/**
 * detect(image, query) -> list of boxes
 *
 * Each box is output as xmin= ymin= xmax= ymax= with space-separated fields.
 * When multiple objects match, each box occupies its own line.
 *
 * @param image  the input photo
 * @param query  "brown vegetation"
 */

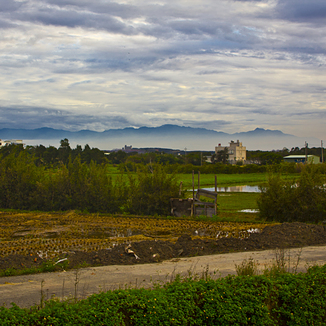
xmin=1 ymin=211 xmax=326 ymax=273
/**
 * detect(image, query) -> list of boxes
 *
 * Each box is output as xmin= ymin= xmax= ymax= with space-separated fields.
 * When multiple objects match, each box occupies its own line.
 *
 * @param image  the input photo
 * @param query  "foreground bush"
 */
xmin=258 ymin=164 xmax=326 ymax=223
xmin=1 ymin=264 xmax=326 ymax=325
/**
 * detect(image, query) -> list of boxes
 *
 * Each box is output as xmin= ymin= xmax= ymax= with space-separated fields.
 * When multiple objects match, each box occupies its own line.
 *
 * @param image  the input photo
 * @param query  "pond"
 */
xmin=200 ymin=185 xmax=262 ymax=193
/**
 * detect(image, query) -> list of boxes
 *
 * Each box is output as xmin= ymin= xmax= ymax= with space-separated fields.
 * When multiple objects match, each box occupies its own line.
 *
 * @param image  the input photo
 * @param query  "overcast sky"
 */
xmin=0 ymin=0 xmax=325 ymax=142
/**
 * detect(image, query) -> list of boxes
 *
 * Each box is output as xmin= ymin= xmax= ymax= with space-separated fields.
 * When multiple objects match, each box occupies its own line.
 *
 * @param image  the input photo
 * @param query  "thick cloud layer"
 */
xmin=0 ymin=0 xmax=325 ymax=147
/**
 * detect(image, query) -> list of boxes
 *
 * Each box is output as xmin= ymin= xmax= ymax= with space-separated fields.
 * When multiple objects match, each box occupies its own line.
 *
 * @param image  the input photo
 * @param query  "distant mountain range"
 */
xmin=0 ymin=124 xmax=319 ymax=151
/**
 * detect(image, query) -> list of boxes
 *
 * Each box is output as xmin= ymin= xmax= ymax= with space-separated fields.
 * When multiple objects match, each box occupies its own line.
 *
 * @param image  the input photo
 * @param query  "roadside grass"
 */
xmin=0 ymin=259 xmax=69 ymax=277
xmin=235 ymin=248 xmax=304 ymax=277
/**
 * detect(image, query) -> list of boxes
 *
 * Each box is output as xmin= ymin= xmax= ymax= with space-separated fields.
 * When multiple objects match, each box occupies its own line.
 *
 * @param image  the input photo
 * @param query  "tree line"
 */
xmin=258 ymin=164 xmax=326 ymax=223
xmin=0 ymin=146 xmax=180 ymax=215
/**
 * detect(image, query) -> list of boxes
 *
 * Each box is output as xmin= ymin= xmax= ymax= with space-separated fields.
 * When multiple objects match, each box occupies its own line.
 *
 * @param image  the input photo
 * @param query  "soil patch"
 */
xmin=1 ymin=222 xmax=326 ymax=272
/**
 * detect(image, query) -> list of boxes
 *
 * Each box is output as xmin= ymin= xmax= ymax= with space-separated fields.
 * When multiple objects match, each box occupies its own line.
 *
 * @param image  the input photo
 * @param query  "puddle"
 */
xmin=239 ymin=209 xmax=259 ymax=213
xmin=199 ymin=185 xmax=262 ymax=193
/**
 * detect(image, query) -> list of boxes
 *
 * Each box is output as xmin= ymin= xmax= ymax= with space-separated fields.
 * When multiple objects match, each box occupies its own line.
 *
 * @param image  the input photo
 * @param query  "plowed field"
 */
xmin=1 ymin=211 xmax=325 ymax=272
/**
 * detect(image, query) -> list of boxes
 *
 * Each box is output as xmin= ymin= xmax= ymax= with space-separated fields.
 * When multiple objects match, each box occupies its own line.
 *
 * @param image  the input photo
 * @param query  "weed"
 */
xmin=263 ymin=248 xmax=303 ymax=277
xmin=74 ymin=269 xmax=81 ymax=303
xmin=235 ymin=257 xmax=260 ymax=276
xmin=40 ymin=279 xmax=45 ymax=309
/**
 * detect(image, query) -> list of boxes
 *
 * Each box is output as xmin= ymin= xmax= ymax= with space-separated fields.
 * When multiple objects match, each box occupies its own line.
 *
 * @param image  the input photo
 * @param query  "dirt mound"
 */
xmin=1 ymin=222 xmax=326 ymax=272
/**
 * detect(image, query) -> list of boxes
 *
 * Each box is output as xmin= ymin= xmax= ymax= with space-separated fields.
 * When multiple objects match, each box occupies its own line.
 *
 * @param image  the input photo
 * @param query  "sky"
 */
xmin=0 ymin=0 xmax=325 ymax=144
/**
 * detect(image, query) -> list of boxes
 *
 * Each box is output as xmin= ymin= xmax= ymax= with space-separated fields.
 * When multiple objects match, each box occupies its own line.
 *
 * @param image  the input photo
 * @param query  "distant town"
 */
xmin=1 ymin=138 xmax=324 ymax=165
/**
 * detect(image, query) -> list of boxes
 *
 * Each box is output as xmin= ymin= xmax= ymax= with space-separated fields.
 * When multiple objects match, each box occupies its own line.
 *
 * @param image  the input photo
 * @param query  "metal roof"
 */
xmin=283 ymin=155 xmax=318 ymax=159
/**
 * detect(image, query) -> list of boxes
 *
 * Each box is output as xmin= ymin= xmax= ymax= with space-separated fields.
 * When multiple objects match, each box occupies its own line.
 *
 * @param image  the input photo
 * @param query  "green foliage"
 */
xmin=0 ymin=259 xmax=69 ymax=277
xmin=235 ymin=258 xmax=260 ymax=276
xmin=165 ymin=162 xmax=270 ymax=174
xmin=214 ymin=147 xmax=229 ymax=164
xmin=15 ymin=139 xmax=108 ymax=166
xmin=106 ymin=150 xmax=129 ymax=164
xmin=2 ymin=265 xmax=326 ymax=325
xmin=0 ymin=150 xmax=42 ymax=210
xmin=126 ymin=164 xmax=182 ymax=215
xmin=0 ymin=151 xmax=181 ymax=215
xmin=247 ymin=151 xmax=284 ymax=165
xmin=258 ymin=164 xmax=326 ymax=223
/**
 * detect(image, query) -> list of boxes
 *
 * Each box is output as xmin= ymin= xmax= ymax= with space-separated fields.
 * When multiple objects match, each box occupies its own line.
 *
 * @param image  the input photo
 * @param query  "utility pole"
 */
xmin=322 ymin=140 xmax=324 ymax=163
xmin=305 ymin=141 xmax=308 ymax=164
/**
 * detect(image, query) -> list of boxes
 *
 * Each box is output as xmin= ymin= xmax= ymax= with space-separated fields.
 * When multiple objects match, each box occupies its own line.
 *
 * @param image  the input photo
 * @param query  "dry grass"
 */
xmin=0 ymin=210 xmax=272 ymax=258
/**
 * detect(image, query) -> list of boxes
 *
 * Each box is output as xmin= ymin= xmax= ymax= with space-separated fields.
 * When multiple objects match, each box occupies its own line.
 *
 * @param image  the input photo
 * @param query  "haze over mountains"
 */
xmin=0 ymin=125 xmax=319 ymax=151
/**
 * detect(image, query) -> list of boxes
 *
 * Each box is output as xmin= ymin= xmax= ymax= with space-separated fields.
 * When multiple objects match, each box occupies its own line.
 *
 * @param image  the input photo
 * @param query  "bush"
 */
xmin=126 ymin=164 xmax=182 ymax=215
xmin=258 ymin=164 xmax=326 ymax=223
xmin=0 ymin=150 xmax=42 ymax=210
xmin=2 ymin=264 xmax=326 ymax=325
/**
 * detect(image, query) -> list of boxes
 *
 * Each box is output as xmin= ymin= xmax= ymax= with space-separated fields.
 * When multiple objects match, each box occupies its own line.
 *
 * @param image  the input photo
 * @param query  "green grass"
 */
xmin=216 ymin=192 xmax=261 ymax=222
xmin=218 ymin=192 xmax=259 ymax=212
xmin=176 ymin=173 xmax=267 ymax=188
xmin=0 ymin=259 xmax=69 ymax=277
xmin=106 ymin=165 xmax=299 ymax=189
xmin=177 ymin=172 xmax=299 ymax=188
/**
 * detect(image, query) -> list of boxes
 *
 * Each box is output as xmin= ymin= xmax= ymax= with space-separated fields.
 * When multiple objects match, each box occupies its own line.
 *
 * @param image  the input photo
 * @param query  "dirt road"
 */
xmin=1 ymin=245 xmax=326 ymax=309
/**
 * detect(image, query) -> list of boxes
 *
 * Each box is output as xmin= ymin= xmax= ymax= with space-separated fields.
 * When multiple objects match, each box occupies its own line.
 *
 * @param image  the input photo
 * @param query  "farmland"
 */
xmin=0 ymin=208 xmax=270 ymax=272
xmin=0 ymin=160 xmax=324 ymax=276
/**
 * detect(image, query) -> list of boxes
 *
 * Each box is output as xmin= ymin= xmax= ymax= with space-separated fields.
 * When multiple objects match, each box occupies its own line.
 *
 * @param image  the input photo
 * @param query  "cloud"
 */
xmin=0 ymin=106 xmax=132 ymax=131
xmin=0 ymin=0 xmax=23 ymax=12
xmin=14 ymin=6 xmax=136 ymax=35
xmin=0 ymin=0 xmax=325 ymax=143
xmin=276 ymin=0 xmax=326 ymax=24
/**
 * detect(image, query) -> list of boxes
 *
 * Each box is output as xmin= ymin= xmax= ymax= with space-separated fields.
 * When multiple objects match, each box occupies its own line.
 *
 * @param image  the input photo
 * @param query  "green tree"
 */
xmin=0 ymin=150 xmax=41 ymax=210
xmin=258 ymin=164 xmax=326 ymax=223
xmin=185 ymin=152 xmax=202 ymax=166
xmin=126 ymin=164 xmax=181 ymax=215
xmin=106 ymin=150 xmax=128 ymax=164
xmin=58 ymin=139 xmax=71 ymax=164
xmin=215 ymin=147 xmax=229 ymax=164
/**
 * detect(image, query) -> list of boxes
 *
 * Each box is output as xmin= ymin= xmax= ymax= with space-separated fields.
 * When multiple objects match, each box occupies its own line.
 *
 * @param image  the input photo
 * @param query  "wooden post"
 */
xmin=179 ymin=182 xmax=183 ymax=196
xmin=215 ymin=175 xmax=217 ymax=192
xmin=191 ymin=170 xmax=194 ymax=216
xmin=192 ymin=170 xmax=195 ymax=200
xmin=197 ymin=171 xmax=201 ymax=200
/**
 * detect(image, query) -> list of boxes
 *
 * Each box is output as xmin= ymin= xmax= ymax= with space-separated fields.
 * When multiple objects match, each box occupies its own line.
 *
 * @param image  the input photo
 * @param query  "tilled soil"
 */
xmin=1 ymin=222 xmax=326 ymax=272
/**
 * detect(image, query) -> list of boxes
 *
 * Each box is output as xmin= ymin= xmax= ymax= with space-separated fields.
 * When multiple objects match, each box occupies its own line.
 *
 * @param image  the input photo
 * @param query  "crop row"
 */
xmin=0 ymin=211 xmax=272 ymax=258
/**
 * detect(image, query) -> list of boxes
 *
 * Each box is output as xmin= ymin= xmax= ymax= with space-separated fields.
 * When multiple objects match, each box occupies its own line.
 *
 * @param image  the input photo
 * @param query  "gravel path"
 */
xmin=1 ymin=245 xmax=326 ymax=308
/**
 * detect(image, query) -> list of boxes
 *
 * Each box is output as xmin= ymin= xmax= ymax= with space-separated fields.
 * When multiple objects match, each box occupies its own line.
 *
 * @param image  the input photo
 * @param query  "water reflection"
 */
xmin=201 ymin=185 xmax=262 ymax=193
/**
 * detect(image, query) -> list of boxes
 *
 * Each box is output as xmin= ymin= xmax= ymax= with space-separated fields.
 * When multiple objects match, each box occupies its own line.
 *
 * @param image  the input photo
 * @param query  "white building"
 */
xmin=215 ymin=140 xmax=246 ymax=163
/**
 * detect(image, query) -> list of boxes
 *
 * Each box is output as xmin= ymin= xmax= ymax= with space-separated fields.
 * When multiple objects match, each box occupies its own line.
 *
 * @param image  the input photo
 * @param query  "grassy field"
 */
xmin=104 ymin=168 xmax=292 ymax=223
xmin=176 ymin=173 xmax=269 ymax=188
xmin=215 ymin=192 xmax=261 ymax=222
xmin=107 ymin=166 xmax=298 ymax=187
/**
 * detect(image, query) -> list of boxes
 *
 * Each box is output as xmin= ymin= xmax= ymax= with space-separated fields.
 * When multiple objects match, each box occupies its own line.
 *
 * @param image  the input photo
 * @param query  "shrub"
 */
xmin=235 ymin=258 xmax=260 ymax=276
xmin=258 ymin=164 xmax=326 ymax=223
xmin=126 ymin=164 xmax=182 ymax=215
xmin=0 ymin=150 xmax=42 ymax=210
